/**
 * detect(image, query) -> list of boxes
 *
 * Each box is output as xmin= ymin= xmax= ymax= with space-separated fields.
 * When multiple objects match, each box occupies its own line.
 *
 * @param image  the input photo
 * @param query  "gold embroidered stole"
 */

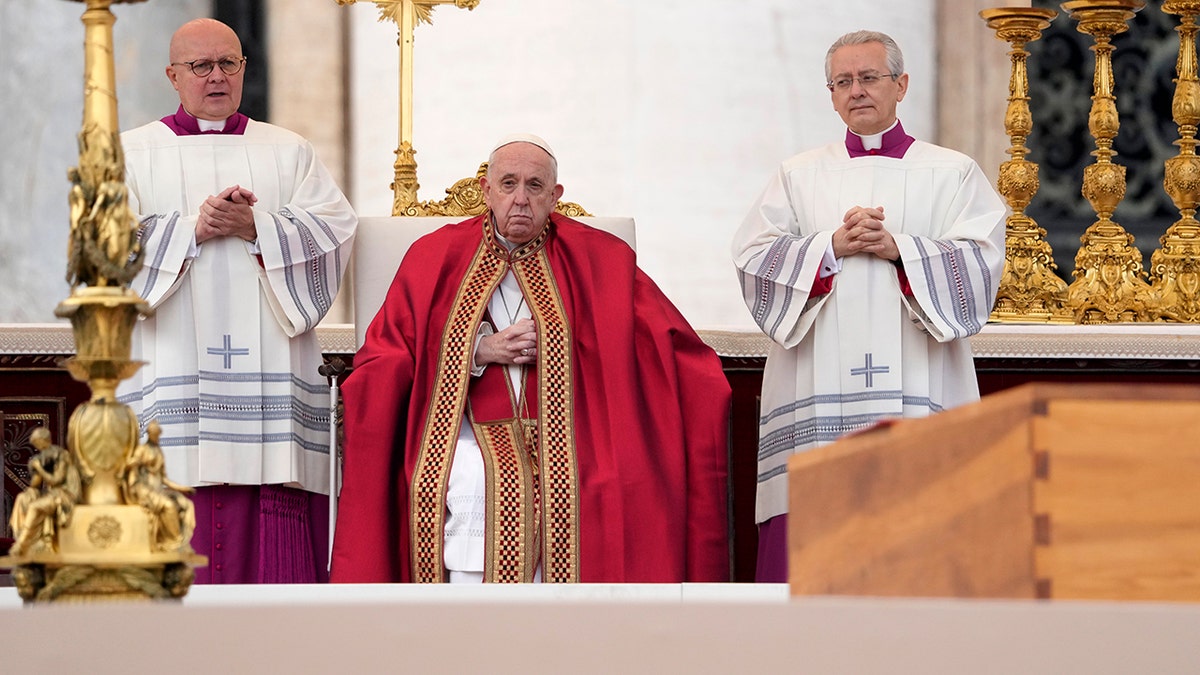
xmin=410 ymin=219 xmax=581 ymax=583
xmin=472 ymin=413 xmax=541 ymax=582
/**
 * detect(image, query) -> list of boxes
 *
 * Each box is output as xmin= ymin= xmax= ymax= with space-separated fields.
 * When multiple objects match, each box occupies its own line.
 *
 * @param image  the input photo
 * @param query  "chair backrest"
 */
xmin=352 ymin=216 xmax=636 ymax=348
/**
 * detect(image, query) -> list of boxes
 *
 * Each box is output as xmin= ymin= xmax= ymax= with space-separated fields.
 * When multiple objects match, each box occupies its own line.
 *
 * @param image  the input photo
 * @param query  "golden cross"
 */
xmin=336 ymin=1 xmax=481 ymax=214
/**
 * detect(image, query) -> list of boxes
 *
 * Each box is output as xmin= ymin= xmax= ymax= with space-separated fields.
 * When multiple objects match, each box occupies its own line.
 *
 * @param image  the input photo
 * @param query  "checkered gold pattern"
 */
xmin=475 ymin=420 xmax=540 ymax=583
xmin=512 ymin=243 xmax=580 ymax=584
xmin=410 ymin=235 xmax=505 ymax=583
xmin=409 ymin=217 xmax=579 ymax=583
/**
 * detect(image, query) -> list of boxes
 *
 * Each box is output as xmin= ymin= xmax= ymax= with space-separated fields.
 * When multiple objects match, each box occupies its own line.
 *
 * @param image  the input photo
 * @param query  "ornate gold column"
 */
xmin=1061 ymin=0 xmax=1152 ymax=323
xmin=336 ymin=0 xmax=480 ymax=215
xmin=0 ymin=0 xmax=204 ymax=603
xmin=982 ymin=7 xmax=1073 ymax=323
xmin=1148 ymin=1 xmax=1200 ymax=322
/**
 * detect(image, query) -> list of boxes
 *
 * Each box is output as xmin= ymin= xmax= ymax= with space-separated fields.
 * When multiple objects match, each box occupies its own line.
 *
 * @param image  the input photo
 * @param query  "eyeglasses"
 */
xmin=826 ymin=72 xmax=898 ymax=92
xmin=171 ymin=57 xmax=247 ymax=77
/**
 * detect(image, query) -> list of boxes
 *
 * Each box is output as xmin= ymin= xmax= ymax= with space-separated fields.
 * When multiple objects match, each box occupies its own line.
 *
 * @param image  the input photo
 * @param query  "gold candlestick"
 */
xmin=981 ymin=7 xmax=1073 ymax=324
xmin=1062 ymin=0 xmax=1152 ymax=323
xmin=1148 ymin=1 xmax=1200 ymax=321
xmin=1 ymin=0 xmax=205 ymax=603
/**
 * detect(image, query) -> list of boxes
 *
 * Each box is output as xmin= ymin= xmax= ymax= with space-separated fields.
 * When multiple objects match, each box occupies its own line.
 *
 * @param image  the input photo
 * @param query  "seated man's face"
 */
xmin=481 ymin=143 xmax=564 ymax=244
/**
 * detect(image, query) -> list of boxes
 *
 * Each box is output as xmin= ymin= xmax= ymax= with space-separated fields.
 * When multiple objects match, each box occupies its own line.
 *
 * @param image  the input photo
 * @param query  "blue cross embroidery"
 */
xmin=207 ymin=334 xmax=250 ymax=369
xmin=850 ymin=353 xmax=889 ymax=388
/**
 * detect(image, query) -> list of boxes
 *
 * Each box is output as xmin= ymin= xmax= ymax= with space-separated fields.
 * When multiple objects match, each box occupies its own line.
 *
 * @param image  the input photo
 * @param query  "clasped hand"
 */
xmin=831 ymin=205 xmax=900 ymax=261
xmin=476 ymin=318 xmax=538 ymax=368
xmin=196 ymin=184 xmax=258 ymax=244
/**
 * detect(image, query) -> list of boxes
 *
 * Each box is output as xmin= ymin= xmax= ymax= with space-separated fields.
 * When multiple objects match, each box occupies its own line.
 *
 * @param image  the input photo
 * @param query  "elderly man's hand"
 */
xmin=832 ymin=205 xmax=900 ymax=262
xmin=476 ymin=318 xmax=538 ymax=367
xmin=196 ymin=184 xmax=259 ymax=244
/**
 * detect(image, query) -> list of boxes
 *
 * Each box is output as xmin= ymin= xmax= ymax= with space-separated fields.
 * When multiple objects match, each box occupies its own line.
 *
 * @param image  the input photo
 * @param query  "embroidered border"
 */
xmin=514 ymin=247 xmax=580 ymax=583
xmin=411 ymin=217 xmax=580 ymax=583
xmin=475 ymin=420 xmax=540 ymax=583
xmin=410 ymin=236 xmax=505 ymax=583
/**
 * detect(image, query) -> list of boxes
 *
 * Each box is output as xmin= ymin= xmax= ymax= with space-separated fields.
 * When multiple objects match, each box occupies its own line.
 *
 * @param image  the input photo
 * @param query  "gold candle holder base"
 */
xmin=1148 ymin=1 xmax=1200 ymax=321
xmin=2 ymin=287 xmax=207 ymax=603
xmin=982 ymin=7 xmax=1074 ymax=324
xmin=1061 ymin=0 xmax=1153 ymax=324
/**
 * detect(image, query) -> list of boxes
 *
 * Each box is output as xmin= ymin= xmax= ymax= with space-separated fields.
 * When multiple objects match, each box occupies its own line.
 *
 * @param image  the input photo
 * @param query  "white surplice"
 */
xmin=116 ymin=119 xmax=357 ymax=494
xmin=732 ymin=139 xmax=1006 ymax=523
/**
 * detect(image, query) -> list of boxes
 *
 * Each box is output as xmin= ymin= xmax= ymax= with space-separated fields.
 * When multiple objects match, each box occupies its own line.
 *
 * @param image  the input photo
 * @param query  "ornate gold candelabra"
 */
xmin=982 ymin=7 xmax=1073 ymax=323
xmin=0 ymin=0 xmax=205 ymax=603
xmin=335 ymin=0 xmax=480 ymax=215
xmin=1148 ymin=1 xmax=1200 ymax=321
xmin=1062 ymin=0 xmax=1153 ymax=323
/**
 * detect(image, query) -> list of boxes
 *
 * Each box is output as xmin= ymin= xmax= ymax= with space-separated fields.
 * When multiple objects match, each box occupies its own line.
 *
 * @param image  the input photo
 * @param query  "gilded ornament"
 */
xmin=1062 ymin=0 xmax=1153 ymax=323
xmin=981 ymin=6 xmax=1072 ymax=323
xmin=7 ymin=429 xmax=81 ymax=558
xmin=87 ymin=516 xmax=122 ymax=549
xmin=336 ymin=0 xmax=478 ymax=26
xmin=1088 ymin=99 xmax=1121 ymax=139
xmin=1174 ymin=79 xmax=1200 ymax=122
xmin=390 ymin=141 xmax=422 ymax=216
xmin=1 ymin=0 xmax=206 ymax=602
xmin=999 ymin=159 xmax=1039 ymax=207
xmin=1165 ymin=155 xmax=1200 ymax=206
xmin=1006 ymin=99 xmax=1033 ymax=137
xmin=1149 ymin=1 xmax=1200 ymax=321
xmin=123 ymin=421 xmax=197 ymax=553
xmin=334 ymin=1 xmax=482 ymax=212
xmin=1082 ymin=162 xmax=1127 ymax=211
xmin=66 ymin=126 xmax=143 ymax=289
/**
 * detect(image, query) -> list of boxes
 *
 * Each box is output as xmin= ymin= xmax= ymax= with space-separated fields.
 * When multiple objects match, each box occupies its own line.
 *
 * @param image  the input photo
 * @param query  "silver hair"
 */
xmin=824 ymin=30 xmax=905 ymax=82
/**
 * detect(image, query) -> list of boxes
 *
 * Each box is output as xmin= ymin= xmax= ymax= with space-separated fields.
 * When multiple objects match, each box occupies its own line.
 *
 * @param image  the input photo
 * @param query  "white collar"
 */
xmin=853 ymin=119 xmax=899 ymax=151
xmin=198 ymin=117 xmax=229 ymax=132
